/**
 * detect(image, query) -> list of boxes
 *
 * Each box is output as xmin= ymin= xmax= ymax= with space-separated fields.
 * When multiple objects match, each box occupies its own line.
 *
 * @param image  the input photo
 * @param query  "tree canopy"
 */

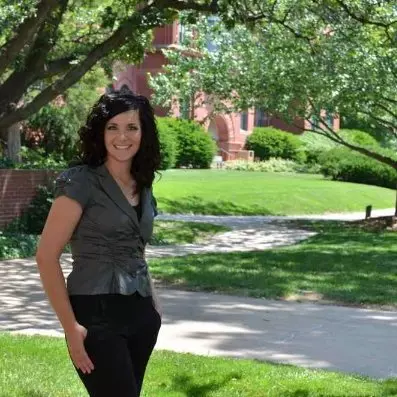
xmin=1 ymin=0 xmax=396 ymax=164
xmin=149 ymin=1 xmax=397 ymax=168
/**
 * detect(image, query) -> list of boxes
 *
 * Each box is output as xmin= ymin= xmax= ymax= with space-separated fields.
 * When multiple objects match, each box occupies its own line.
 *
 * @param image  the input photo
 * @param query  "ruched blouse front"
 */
xmin=54 ymin=164 xmax=158 ymax=297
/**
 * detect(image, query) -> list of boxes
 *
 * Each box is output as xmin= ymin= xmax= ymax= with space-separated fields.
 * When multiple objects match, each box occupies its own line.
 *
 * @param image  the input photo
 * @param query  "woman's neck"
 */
xmin=104 ymin=159 xmax=133 ymax=184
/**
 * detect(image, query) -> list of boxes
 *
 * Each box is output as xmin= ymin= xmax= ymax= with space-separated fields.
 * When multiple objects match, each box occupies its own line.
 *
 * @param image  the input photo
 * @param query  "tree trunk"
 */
xmin=6 ymin=123 xmax=21 ymax=163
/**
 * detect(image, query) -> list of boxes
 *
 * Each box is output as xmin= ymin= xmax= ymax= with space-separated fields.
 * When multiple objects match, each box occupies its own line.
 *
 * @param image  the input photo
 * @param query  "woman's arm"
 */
xmin=36 ymin=195 xmax=94 ymax=374
xmin=36 ymin=196 xmax=81 ymax=332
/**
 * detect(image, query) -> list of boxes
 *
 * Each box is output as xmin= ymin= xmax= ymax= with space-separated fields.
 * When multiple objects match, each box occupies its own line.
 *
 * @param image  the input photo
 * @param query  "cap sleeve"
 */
xmin=54 ymin=165 xmax=91 ymax=209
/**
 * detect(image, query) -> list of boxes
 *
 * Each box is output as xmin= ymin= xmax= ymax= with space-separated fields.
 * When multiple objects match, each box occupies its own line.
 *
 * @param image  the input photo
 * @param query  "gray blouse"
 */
xmin=54 ymin=164 xmax=158 ymax=297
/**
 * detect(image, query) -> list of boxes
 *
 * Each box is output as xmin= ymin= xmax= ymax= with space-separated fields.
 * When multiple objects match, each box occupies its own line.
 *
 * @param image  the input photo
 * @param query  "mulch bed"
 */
xmin=350 ymin=215 xmax=397 ymax=232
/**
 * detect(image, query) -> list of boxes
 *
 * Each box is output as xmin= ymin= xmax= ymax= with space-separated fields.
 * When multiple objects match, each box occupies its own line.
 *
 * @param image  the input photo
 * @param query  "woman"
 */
xmin=36 ymin=89 xmax=162 ymax=397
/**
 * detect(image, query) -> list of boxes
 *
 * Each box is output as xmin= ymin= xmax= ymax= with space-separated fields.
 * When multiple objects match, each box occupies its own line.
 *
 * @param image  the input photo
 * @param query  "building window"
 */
xmin=180 ymin=97 xmax=190 ymax=119
xmin=120 ymin=84 xmax=133 ymax=94
xmin=254 ymin=108 xmax=269 ymax=127
xmin=206 ymin=16 xmax=219 ymax=52
xmin=326 ymin=112 xmax=334 ymax=128
xmin=310 ymin=115 xmax=319 ymax=130
xmin=179 ymin=24 xmax=187 ymax=44
xmin=240 ymin=110 xmax=248 ymax=130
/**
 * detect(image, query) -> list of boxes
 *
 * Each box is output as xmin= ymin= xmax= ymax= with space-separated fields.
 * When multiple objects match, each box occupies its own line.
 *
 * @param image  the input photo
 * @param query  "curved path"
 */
xmin=147 ymin=216 xmax=316 ymax=258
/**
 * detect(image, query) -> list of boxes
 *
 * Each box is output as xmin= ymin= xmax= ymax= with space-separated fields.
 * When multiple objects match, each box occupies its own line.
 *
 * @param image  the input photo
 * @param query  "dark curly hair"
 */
xmin=77 ymin=89 xmax=161 ymax=190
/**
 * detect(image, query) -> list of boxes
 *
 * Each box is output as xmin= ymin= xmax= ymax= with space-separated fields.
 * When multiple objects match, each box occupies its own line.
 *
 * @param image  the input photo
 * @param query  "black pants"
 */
xmin=69 ymin=293 xmax=161 ymax=397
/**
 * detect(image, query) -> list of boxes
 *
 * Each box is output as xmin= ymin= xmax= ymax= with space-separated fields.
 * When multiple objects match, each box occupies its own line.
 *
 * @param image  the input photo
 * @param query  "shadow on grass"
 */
xmin=158 ymin=196 xmax=274 ymax=216
xmin=278 ymin=379 xmax=397 ymax=397
xmin=171 ymin=372 xmax=242 ymax=397
xmin=382 ymin=379 xmax=397 ymax=395
xmin=151 ymin=221 xmax=229 ymax=246
xmin=150 ymin=228 xmax=397 ymax=306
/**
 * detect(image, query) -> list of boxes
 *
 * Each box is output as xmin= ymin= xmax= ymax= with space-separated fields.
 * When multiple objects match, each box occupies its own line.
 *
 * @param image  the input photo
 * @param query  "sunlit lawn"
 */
xmin=153 ymin=170 xmax=394 ymax=215
xmin=1 ymin=333 xmax=397 ymax=397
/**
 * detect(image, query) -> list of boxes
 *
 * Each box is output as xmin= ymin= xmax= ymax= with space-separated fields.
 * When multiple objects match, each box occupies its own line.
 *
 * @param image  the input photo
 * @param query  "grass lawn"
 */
xmin=1 ymin=333 xmax=396 ymax=397
xmin=153 ymin=170 xmax=394 ymax=215
xmin=0 ymin=221 xmax=229 ymax=261
xmin=149 ymin=221 xmax=397 ymax=308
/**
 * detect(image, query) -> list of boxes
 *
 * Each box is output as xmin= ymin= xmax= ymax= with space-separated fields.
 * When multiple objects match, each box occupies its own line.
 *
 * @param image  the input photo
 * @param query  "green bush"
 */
xmin=22 ymin=67 xmax=108 ymax=163
xmin=224 ymin=158 xmax=320 ymax=174
xmin=245 ymin=127 xmax=303 ymax=162
xmin=300 ymin=131 xmax=337 ymax=165
xmin=224 ymin=158 xmax=297 ymax=172
xmin=23 ymin=104 xmax=80 ymax=161
xmin=338 ymin=129 xmax=380 ymax=148
xmin=0 ymin=147 xmax=67 ymax=170
xmin=5 ymin=185 xmax=55 ymax=235
xmin=158 ymin=117 xmax=217 ymax=169
xmin=300 ymin=129 xmax=381 ymax=167
xmin=320 ymin=148 xmax=397 ymax=189
xmin=156 ymin=117 xmax=178 ymax=169
xmin=18 ymin=147 xmax=67 ymax=170
xmin=0 ymin=232 xmax=39 ymax=260
xmin=341 ymin=114 xmax=392 ymax=147
xmin=0 ymin=156 xmax=14 ymax=169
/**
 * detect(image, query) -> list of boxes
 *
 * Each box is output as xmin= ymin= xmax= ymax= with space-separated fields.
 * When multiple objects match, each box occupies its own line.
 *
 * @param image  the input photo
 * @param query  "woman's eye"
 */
xmin=107 ymin=125 xmax=117 ymax=130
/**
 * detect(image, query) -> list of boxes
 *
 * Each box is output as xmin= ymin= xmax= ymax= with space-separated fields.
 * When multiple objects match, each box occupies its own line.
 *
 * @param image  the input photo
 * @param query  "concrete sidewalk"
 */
xmin=1 ymin=256 xmax=396 ymax=380
xmin=157 ymin=207 xmax=395 ymax=225
xmin=155 ymin=289 xmax=397 ymax=380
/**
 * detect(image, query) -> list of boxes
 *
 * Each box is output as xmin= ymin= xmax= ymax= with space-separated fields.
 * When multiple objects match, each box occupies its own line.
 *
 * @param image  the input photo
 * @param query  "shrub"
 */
xmin=23 ymin=104 xmax=80 ymax=161
xmin=300 ymin=129 xmax=381 ymax=167
xmin=158 ymin=117 xmax=217 ymax=169
xmin=224 ymin=158 xmax=320 ymax=174
xmin=245 ymin=127 xmax=303 ymax=162
xmin=156 ymin=117 xmax=178 ymax=169
xmin=0 ymin=148 xmax=67 ymax=170
xmin=22 ymin=67 xmax=108 ymax=163
xmin=0 ymin=156 xmax=14 ymax=169
xmin=4 ymin=185 xmax=55 ymax=235
xmin=299 ymin=131 xmax=337 ymax=165
xmin=341 ymin=114 xmax=392 ymax=147
xmin=338 ymin=129 xmax=380 ymax=148
xmin=0 ymin=232 xmax=39 ymax=260
xmin=224 ymin=158 xmax=297 ymax=172
xmin=320 ymin=148 xmax=397 ymax=189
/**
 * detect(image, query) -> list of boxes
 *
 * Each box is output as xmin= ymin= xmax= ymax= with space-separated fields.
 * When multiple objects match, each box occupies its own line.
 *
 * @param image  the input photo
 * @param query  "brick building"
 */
xmin=114 ymin=21 xmax=339 ymax=161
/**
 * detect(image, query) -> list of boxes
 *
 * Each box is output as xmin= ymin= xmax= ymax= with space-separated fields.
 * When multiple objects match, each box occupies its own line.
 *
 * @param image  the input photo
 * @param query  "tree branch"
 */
xmin=381 ymin=96 xmax=397 ymax=105
xmin=360 ymin=110 xmax=397 ymax=135
xmin=0 ymin=0 xmax=69 ymax=112
xmin=302 ymin=118 xmax=397 ymax=169
xmin=0 ymin=0 xmax=58 ymax=77
xmin=375 ymin=102 xmax=397 ymax=121
xmin=36 ymin=57 xmax=77 ymax=80
xmin=0 ymin=3 xmax=163 ymax=129
xmin=335 ymin=0 xmax=397 ymax=29
xmin=153 ymin=0 xmax=219 ymax=13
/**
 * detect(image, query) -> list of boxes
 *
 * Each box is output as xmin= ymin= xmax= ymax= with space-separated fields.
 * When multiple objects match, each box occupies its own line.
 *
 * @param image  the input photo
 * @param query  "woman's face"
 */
xmin=104 ymin=109 xmax=142 ymax=164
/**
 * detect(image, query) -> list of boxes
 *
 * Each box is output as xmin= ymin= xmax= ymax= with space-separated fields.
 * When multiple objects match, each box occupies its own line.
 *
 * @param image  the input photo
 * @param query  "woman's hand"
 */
xmin=65 ymin=323 xmax=95 ymax=374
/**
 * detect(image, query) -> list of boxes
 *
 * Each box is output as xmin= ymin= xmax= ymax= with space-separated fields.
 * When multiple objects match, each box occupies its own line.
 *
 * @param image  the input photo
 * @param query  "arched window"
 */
xmin=120 ymin=84 xmax=133 ymax=94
